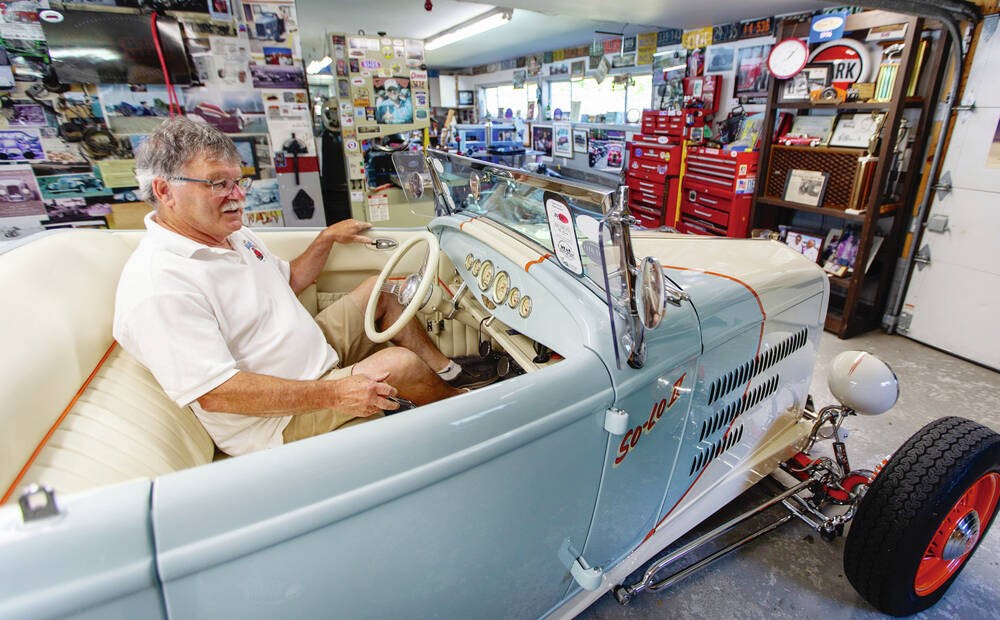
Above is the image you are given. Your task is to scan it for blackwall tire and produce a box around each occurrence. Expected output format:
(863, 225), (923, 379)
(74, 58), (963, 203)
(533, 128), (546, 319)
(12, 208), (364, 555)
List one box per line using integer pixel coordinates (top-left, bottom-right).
(843, 416), (1000, 616)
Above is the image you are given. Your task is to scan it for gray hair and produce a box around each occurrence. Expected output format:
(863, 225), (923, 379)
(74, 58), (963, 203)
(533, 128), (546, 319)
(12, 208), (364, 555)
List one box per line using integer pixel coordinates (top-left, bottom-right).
(134, 117), (241, 206)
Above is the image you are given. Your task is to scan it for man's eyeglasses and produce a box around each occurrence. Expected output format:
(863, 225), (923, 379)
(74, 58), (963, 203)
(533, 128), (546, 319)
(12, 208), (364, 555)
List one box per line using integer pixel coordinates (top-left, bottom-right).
(172, 176), (253, 195)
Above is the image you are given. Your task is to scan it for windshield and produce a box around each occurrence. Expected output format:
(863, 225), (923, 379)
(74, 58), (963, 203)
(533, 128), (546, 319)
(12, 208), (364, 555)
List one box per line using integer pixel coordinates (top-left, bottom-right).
(426, 150), (616, 294)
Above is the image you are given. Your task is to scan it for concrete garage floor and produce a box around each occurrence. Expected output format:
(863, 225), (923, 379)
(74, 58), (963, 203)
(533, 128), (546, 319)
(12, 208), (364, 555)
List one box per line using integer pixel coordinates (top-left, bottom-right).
(578, 331), (1000, 620)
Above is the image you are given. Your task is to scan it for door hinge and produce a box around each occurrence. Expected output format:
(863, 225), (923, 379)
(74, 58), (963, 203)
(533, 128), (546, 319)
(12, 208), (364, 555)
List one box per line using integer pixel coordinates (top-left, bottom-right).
(926, 214), (949, 233)
(897, 311), (913, 333)
(558, 539), (603, 591)
(604, 407), (629, 435)
(932, 171), (952, 199)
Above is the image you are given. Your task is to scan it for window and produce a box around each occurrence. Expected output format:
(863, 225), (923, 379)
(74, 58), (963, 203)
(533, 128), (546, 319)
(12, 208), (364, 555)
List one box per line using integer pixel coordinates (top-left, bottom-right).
(480, 82), (538, 120)
(573, 74), (652, 121)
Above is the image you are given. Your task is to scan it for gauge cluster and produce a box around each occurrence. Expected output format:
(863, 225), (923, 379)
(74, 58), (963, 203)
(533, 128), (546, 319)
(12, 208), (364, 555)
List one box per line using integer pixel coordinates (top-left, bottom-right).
(464, 251), (533, 318)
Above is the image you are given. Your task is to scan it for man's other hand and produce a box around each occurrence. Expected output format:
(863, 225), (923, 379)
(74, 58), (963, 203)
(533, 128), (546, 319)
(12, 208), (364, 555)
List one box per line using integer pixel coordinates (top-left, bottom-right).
(323, 219), (374, 245)
(337, 370), (399, 415)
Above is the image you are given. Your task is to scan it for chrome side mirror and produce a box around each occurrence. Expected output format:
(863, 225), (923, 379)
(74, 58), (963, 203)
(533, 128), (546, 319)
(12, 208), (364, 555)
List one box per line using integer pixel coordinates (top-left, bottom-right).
(633, 256), (690, 330)
(635, 256), (667, 330)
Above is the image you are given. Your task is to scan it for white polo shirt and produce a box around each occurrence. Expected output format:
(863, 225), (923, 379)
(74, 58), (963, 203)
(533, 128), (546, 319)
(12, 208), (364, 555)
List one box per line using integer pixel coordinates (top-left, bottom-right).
(113, 212), (339, 455)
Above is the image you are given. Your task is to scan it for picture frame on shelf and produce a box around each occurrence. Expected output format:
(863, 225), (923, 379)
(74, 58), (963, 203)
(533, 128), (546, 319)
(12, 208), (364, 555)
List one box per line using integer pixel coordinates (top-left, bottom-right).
(778, 62), (832, 103)
(823, 225), (860, 276)
(572, 128), (588, 154)
(820, 227), (843, 265)
(522, 122), (532, 147)
(552, 121), (572, 157)
(788, 114), (836, 145)
(783, 229), (824, 263)
(828, 112), (886, 150)
(782, 168), (830, 207)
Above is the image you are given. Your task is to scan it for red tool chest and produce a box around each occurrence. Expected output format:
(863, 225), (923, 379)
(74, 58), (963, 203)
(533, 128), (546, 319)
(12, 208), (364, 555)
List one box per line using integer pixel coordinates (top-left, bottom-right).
(678, 147), (758, 237)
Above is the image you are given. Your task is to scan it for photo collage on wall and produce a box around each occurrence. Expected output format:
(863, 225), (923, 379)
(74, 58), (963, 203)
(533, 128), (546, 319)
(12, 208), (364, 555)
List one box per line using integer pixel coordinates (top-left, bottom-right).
(0, 0), (322, 240)
(329, 32), (430, 223)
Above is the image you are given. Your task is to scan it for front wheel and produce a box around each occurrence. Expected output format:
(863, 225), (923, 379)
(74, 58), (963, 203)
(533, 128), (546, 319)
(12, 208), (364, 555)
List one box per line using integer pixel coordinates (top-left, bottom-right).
(844, 416), (1000, 616)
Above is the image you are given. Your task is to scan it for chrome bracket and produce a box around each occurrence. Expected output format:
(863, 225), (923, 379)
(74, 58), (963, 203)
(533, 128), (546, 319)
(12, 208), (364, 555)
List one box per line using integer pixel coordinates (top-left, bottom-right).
(372, 238), (398, 250)
(19, 484), (60, 523)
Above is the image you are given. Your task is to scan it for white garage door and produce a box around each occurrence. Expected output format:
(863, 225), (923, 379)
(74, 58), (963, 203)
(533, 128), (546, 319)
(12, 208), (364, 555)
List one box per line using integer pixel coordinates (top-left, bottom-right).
(901, 15), (1000, 371)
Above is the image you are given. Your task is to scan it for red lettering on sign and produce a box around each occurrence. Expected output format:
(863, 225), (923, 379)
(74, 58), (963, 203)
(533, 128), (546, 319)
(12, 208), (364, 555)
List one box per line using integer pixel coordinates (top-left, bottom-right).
(613, 373), (688, 466)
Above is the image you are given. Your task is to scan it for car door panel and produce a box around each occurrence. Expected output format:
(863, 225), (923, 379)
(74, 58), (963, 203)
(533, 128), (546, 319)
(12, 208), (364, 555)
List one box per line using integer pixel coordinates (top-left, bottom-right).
(0, 480), (163, 620)
(152, 354), (613, 618)
(576, 298), (702, 573)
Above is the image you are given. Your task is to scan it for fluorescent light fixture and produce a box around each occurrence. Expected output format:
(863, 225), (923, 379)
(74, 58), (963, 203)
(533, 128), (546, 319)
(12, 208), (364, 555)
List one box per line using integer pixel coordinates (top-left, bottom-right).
(425, 8), (512, 51)
(306, 56), (332, 74)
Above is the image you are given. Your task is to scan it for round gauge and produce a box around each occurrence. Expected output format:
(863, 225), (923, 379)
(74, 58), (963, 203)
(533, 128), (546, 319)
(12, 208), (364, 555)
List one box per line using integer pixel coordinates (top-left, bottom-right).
(465, 253), (475, 270)
(508, 287), (521, 308)
(471, 258), (481, 276)
(767, 38), (809, 79)
(493, 271), (510, 304)
(518, 295), (533, 319)
(478, 260), (494, 291)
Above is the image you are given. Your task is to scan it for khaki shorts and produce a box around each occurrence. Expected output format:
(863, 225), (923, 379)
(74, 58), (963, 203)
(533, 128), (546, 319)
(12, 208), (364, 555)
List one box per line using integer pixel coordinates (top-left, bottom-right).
(282, 294), (386, 444)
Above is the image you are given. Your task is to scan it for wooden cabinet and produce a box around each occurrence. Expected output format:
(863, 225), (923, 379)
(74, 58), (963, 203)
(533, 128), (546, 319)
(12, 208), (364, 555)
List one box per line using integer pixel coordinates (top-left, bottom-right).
(751, 10), (948, 338)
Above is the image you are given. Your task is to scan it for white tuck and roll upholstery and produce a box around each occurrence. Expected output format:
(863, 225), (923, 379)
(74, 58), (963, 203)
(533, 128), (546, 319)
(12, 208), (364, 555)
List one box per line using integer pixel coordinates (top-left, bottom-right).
(0, 228), (477, 504)
(0, 230), (215, 504)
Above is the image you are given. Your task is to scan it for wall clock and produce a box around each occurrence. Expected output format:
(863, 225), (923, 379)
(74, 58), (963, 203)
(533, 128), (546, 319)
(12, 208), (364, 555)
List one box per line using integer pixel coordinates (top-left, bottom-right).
(767, 38), (809, 79)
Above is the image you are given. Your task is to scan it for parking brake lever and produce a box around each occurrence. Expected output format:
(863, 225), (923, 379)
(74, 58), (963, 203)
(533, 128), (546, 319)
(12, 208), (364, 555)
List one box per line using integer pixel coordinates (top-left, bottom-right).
(444, 282), (467, 320)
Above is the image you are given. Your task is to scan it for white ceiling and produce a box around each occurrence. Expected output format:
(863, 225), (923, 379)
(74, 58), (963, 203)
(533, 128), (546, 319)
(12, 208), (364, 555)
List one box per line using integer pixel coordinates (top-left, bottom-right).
(296, 0), (832, 69)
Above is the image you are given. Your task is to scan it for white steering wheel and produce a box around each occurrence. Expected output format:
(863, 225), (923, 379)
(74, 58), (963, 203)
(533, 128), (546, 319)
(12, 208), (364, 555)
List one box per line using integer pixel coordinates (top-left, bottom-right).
(364, 231), (440, 343)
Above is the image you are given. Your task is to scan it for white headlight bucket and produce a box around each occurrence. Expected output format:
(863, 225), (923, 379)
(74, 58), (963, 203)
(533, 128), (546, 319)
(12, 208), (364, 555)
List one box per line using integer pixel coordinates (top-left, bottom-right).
(828, 350), (899, 415)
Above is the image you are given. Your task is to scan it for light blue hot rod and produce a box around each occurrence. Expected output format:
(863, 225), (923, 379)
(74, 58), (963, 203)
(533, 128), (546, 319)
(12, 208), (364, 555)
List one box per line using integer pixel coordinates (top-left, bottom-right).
(0, 151), (997, 618)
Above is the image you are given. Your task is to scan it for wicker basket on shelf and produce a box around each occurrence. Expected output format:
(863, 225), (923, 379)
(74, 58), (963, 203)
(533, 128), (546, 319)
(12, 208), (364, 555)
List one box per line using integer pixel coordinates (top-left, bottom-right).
(763, 145), (876, 210)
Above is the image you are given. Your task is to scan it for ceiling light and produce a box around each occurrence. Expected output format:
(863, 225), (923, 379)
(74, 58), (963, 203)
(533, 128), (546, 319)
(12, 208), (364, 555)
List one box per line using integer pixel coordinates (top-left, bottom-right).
(425, 8), (512, 51)
(306, 56), (332, 74)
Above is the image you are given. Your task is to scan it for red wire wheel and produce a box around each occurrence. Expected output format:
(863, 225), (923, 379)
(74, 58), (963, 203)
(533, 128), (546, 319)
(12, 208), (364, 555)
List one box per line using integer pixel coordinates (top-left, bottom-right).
(844, 417), (1000, 616)
(914, 472), (1000, 595)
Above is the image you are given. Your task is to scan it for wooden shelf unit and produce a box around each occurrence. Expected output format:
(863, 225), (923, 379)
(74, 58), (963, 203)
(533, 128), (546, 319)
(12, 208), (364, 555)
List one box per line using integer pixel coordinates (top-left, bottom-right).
(751, 10), (949, 338)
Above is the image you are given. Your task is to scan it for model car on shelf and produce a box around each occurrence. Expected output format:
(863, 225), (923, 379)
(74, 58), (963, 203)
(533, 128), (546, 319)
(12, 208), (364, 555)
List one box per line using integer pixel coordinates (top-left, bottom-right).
(1, 151), (996, 619)
(777, 132), (824, 147)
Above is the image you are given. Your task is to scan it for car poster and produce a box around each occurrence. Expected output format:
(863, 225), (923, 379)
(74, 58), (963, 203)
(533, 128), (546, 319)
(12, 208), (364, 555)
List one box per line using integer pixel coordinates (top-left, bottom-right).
(37, 171), (113, 201)
(42, 196), (111, 228)
(98, 85), (181, 135)
(182, 87), (267, 135)
(0, 164), (44, 219)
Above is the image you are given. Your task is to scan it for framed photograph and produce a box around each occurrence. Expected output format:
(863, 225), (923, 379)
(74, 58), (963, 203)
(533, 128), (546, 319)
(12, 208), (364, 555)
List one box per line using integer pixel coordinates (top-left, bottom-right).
(829, 112), (886, 149)
(783, 168), (830, 207)
(231, 137), (260, 179)
(733, 44), (771, 99)
(788, 115), (837, 144)
(820, 227), (843, 266)
(552, 121), (572, 158)
(572, 128), (588, 154)
(705, 46), (735, 73)
(778, 63), (832, 103)
(784, 229), (825, 263)
(532, 124), (553, 157)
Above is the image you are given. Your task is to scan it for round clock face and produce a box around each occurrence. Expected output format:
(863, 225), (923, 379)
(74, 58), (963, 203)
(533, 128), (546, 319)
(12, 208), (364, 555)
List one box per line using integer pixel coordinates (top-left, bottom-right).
(768, 38), (809, 79)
